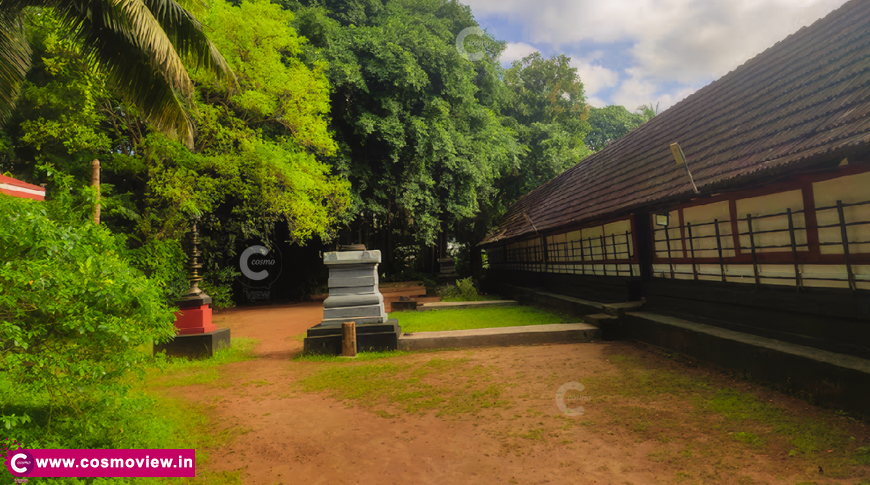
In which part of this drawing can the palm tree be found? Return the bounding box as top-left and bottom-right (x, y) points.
(0, 0), (232, 147)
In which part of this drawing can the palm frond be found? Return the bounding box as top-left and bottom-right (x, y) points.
(77, 11), (196, 145)
(0, 9), (32, 124)
(0, 0), (232, 146)
(140, 0), (231, 80)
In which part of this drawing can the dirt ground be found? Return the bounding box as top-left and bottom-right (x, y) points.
(166, 303), (870, 485)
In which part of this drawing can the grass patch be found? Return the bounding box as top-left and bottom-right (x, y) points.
(580, 352), (868, 480)
(144, 338), (258, 388)
(294, 350), (409, 362)
(0, 376), (247, 484)
(390, 305), (573, 333)
(299, 356), (511, 416)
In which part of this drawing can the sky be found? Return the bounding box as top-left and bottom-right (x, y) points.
(462, 0), (850, 112)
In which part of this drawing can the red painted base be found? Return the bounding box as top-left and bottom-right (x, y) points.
(174, 304), (216, 335)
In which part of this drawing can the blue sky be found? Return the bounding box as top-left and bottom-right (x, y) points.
(462, 0), (850, 112)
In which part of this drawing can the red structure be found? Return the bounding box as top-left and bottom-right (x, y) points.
(0, 174), (45, 201)
(174, 299), (216, 335)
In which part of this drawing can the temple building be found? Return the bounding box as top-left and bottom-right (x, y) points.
(479, 0), (870, 412)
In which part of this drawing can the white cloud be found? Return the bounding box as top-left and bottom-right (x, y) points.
(465, 0), (850, 107)
(568, 57), (619, 99)
(499, 42), (539, 64)
(586, 96), (608, 108)
(611, 70), (699, 112)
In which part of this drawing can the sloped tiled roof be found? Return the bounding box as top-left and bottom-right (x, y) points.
(481, 0), (870, 246)
(0, 174), (45, 201)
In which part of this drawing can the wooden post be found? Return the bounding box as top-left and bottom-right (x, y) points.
(687, 222), (698, 280)
(787, 208), (803, 292)
(714, 219), (726, 282)
(91, 159), (100, 224)
(836, 200), (857, 292)
(747, 214), (760, 286)
(342, 321), (357, 357)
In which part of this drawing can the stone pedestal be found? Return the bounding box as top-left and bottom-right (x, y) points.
(438, 256), (456, 275)
(304, 249), (401, 354)
(154, 327), (231, 358)
(320, 250), (388, 326)
(155, 292), (230, 358)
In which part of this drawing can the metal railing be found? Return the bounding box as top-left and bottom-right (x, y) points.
(494, 231), (636, 277)
(652, 199), (870, 291)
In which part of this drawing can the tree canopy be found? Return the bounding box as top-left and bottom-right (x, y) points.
(287, 0), (520, 271)
(1, 0), (659, 295)
(0, 0), (233, 146)
(586, 104), (655, 152)
(2, 0), (350, 305)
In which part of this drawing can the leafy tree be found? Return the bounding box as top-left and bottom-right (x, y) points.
(585, 104), (655, 152)
(288, 0), (519, 271)
(0, 0), (233, 147)
(2, 0), (350, 306)
(500, 52), (592, 204)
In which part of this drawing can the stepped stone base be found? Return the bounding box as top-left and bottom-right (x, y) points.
(304, 319), (402, 355)
(320, 250), (388, 326)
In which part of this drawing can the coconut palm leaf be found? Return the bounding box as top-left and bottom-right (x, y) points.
(0, 0), (233, 147)
(0, 9), (31, 123)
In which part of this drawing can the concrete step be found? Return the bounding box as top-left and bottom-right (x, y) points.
(583, 313), (620, 341)
(603, 301), (643, 317)
(416, 300), (519, 311)
(584, 313), (617, 324)
(398, 323), (599, 351)
(624, 311), (870, 416)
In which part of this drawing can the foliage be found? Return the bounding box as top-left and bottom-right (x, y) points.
(0, 339), (253, 484)
(0, 192), (176, 418)
(289, 0), (520, 258)
(2, 0), (351, 306)
(437, 276), (486, 302)
(586, 104), (655, 152)
(0, 0), (232, 146)
(500, 52), (592, 203)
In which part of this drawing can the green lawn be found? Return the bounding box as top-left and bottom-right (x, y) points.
(389, 305), (575, 333)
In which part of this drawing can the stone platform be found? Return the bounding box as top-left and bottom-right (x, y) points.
(154, 327), (231, 358)
(398, 323), (598, 351)
(416, 300), (518, 311)
(304, 319), (402, 355)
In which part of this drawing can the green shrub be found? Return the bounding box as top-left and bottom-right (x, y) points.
(0, 194), (177, 425)
(438, 277), (485, 302)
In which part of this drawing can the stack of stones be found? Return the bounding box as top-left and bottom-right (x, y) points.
(320, 249), (387, 325)
(303, 248), (401, 354)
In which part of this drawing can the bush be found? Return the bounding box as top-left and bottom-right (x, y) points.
(0, 194), (177, 429)
(438, 277), (486, 302)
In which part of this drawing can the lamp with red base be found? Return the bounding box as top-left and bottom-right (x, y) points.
(154, 222), (230, 358)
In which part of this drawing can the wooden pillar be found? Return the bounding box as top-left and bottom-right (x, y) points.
(91, 159), (100, 224)
(342, 321), (357, 357)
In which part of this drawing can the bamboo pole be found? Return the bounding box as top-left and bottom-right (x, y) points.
(91, 159), (100, 224)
